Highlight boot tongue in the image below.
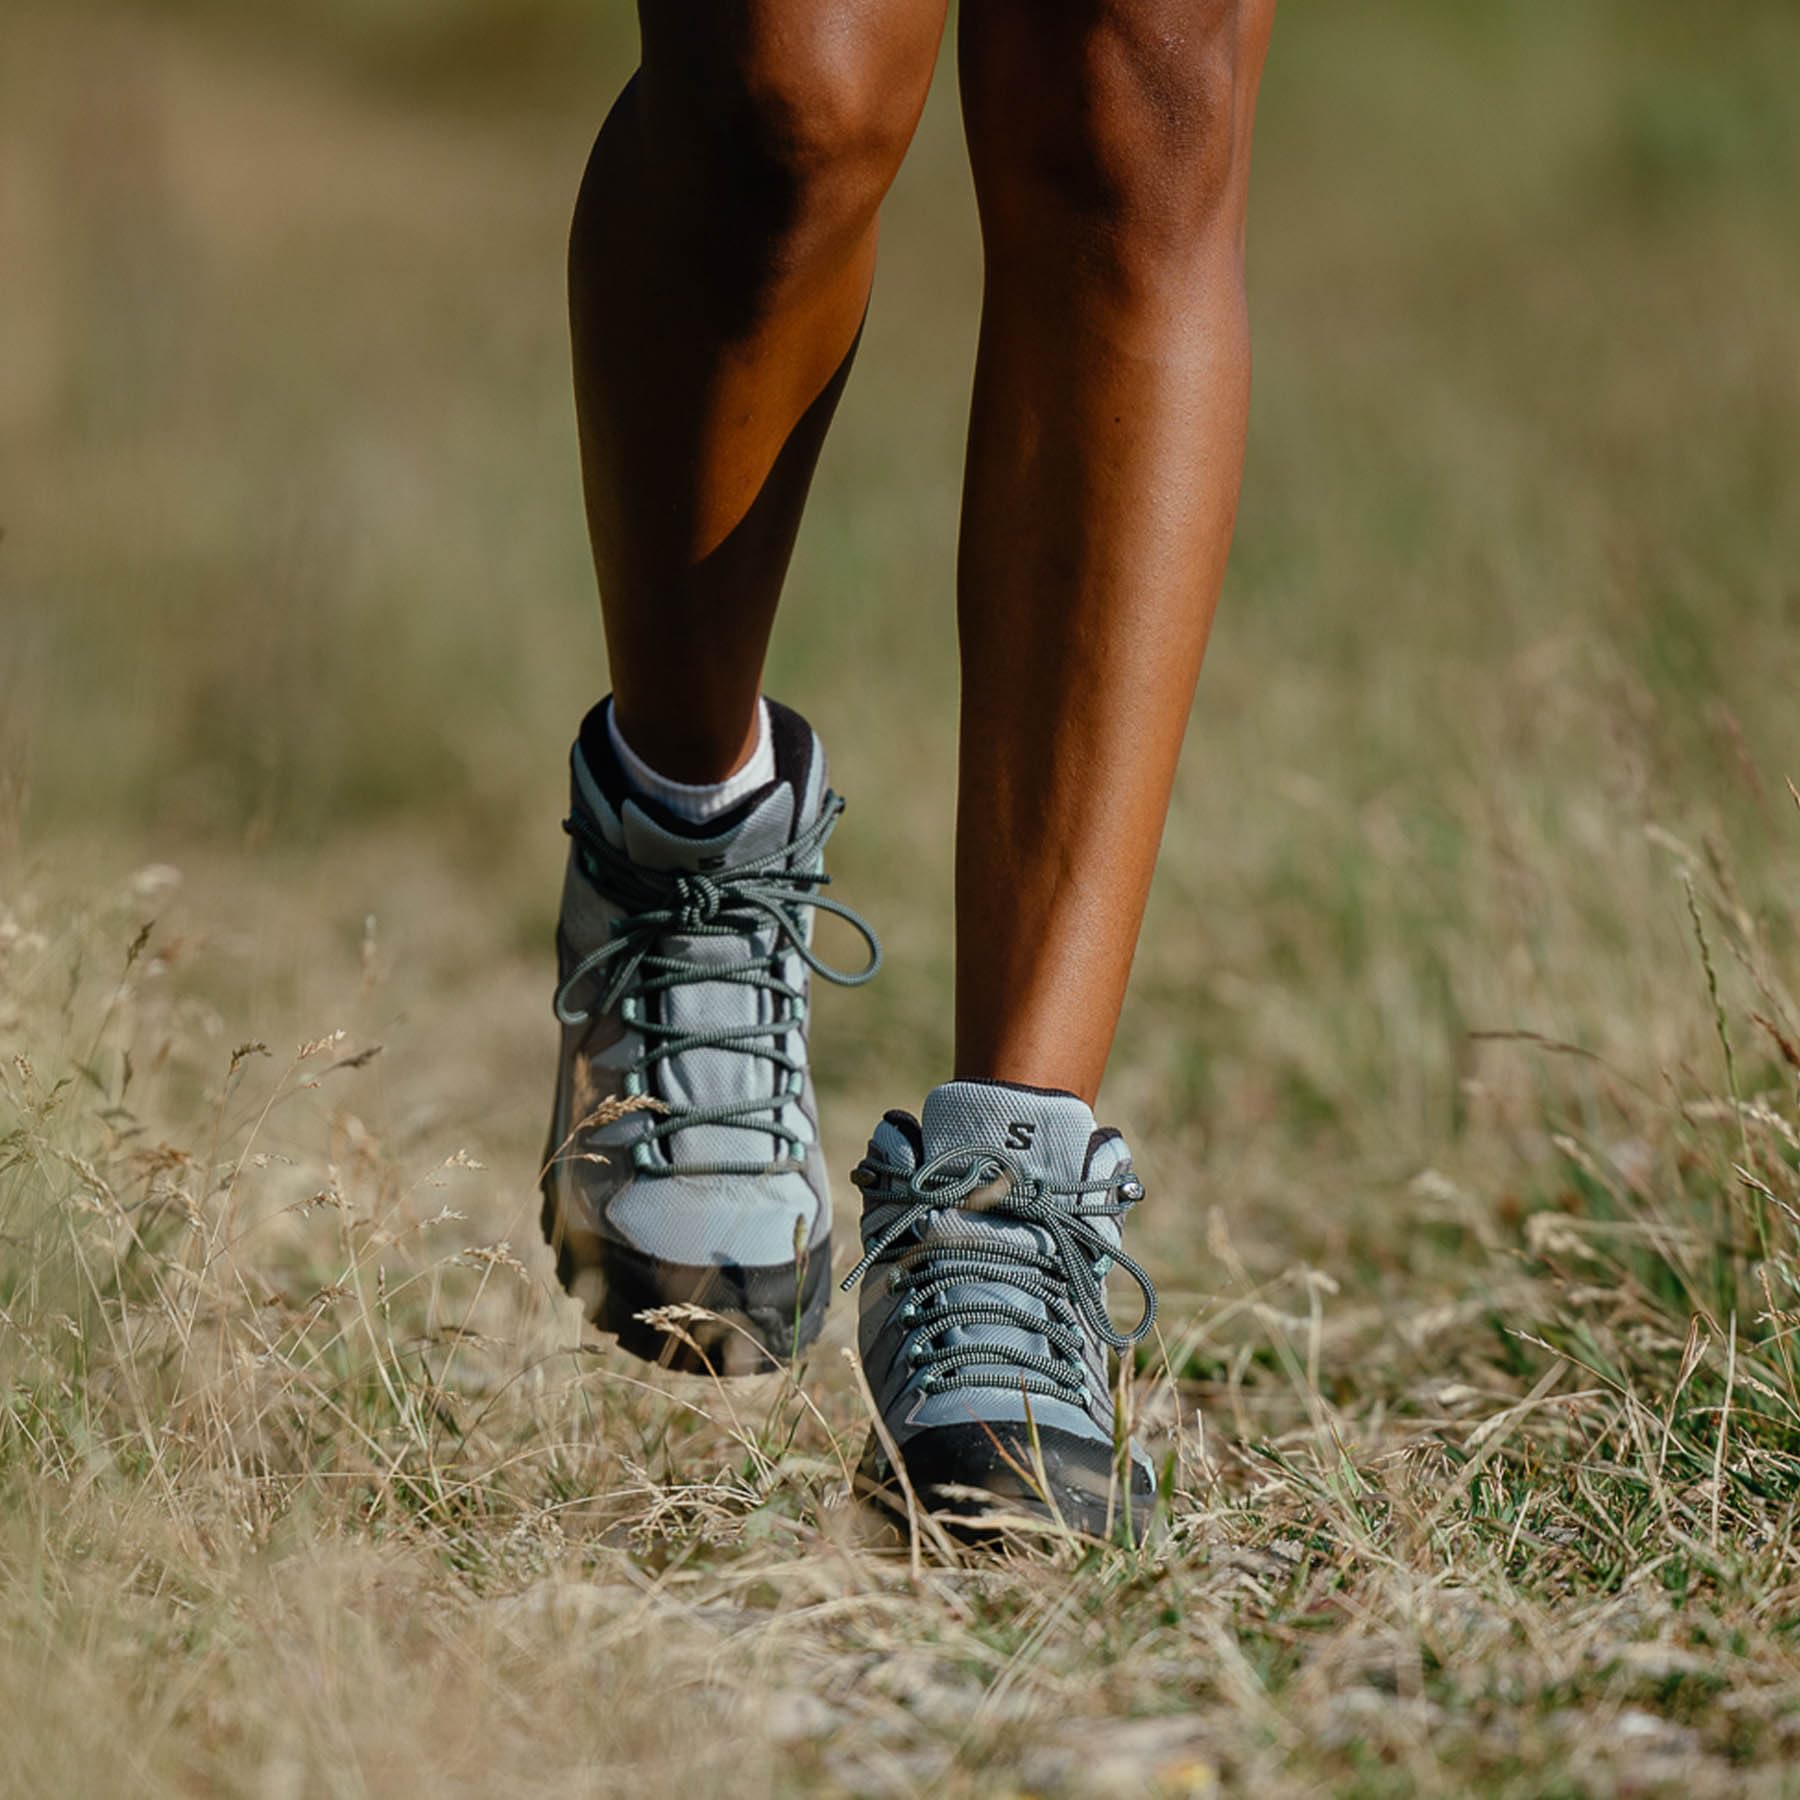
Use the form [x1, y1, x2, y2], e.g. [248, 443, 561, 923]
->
[618, 781, 797, 872]
[919, 1080, 1097, 1189]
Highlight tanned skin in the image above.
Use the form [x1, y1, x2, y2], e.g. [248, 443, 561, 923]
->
[570, 0, 1277, 1104]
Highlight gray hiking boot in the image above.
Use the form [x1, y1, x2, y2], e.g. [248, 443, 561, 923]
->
[842, 1079, 1158, 1539]
[541, 698, 879, 1375]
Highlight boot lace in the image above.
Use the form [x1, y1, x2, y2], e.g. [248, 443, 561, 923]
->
[840, 1144, 1155, 1405]
[555, 792, 880, 1174]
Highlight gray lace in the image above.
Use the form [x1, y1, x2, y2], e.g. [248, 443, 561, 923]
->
[841, 1144, 1156, 1405]
[555, 792, 880, 1173]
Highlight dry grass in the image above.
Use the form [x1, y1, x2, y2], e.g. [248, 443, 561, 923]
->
[6, 820, 1800, 1798]
[6, 1, 1800, 1794]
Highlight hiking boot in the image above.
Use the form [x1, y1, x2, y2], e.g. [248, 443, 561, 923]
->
[542, 698, 879, 1374]
[842, 1078, 1158, 1538]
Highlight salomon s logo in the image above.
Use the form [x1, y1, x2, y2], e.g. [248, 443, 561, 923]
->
[1004, 1121, 1036, 1151]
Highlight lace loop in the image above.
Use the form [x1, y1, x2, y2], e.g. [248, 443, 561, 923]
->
[671, 873, 723, 931]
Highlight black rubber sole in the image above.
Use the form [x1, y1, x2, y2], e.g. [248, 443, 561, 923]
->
[855, 1423, 1155, 1545]
[541, 1182, 829, 1375]
[596, 1236, 831, 1375]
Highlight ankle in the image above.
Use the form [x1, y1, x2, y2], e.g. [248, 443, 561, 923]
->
[607, 697, 774, 825]
[950, 1062, 1102, 1110]
[606, 698, 764, 788]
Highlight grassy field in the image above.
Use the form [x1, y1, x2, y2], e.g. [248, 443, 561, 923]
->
[5, 2, 1800, 1792]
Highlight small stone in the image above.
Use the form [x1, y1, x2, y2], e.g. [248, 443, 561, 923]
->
[765, 1689, 837, 1746]
[1612, 1708, 1699, 1758]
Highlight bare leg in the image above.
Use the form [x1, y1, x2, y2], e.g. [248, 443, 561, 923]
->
[954, 0, 1277, 1101]
[570, 1, 946, 780]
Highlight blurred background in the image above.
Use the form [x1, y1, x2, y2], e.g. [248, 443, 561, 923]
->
[9, 11, 1800, 1783]
[3, 0, 1798, 1281]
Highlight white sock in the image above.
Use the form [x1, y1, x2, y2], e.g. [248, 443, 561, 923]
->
[606, 697, 775, 826]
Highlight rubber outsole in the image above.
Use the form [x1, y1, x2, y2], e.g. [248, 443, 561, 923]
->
[541, 1182, 830, 1375]
[594, 1235, 831, 1375]
[855, 1422, 1155, 1544]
